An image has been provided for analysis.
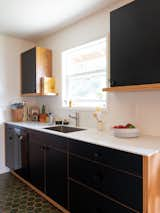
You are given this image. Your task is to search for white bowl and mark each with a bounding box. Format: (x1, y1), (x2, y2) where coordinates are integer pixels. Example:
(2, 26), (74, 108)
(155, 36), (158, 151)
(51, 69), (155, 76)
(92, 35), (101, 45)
(112, 128), (140, 138)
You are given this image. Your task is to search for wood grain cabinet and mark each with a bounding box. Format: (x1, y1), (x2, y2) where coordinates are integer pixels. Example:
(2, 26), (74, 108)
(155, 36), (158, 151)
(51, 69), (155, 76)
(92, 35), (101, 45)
(21, 47), (54, 96)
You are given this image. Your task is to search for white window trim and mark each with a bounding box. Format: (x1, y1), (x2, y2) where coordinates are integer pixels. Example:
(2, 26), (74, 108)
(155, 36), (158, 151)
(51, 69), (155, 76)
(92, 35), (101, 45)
(61, 38), (108, 111)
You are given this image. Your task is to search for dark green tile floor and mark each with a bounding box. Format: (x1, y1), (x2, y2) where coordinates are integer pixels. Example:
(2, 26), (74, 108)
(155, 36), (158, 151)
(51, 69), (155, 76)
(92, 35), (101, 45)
(0, 173), (62, 213)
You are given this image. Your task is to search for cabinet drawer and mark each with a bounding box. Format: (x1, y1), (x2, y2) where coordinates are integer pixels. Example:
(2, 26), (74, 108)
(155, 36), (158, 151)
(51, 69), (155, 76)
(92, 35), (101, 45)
(70, 181), (136, 213)
(69, 140), (142, 176)
(29, 130), (68, 151)
(69, 155), (142, 212)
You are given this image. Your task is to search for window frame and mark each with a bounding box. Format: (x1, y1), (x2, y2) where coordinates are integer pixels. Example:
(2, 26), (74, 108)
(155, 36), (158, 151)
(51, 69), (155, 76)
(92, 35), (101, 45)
(61, 37), (108, 111)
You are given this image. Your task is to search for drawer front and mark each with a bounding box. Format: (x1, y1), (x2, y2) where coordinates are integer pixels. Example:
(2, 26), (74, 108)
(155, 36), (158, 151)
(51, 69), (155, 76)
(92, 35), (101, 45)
(29, 130), (68, 151)
(69, 140), (142, 176)
(69, 155), (142, 212)
(70, 181), (136, 213)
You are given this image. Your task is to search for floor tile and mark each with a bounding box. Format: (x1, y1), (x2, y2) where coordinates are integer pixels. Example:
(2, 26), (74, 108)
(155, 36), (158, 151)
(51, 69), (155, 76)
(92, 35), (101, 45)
(0, 173), (62, 213)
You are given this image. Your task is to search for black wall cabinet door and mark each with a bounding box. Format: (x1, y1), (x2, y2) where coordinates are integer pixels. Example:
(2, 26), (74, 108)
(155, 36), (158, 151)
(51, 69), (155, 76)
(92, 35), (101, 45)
(21, 48), (36, 94)
(110, 0), (160, 86)
(110, 1), (138, 86)
(46, 147), (67, 208)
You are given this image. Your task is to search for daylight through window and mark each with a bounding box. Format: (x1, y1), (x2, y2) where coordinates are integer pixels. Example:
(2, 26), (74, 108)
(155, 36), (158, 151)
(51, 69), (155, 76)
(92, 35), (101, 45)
(62, 38), (107, 108)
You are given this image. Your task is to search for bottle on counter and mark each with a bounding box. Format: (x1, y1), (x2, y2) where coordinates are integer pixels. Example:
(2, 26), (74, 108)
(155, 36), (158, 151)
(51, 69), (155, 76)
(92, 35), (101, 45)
(93, 107), (104, 131)
(48, 113), (55, 124)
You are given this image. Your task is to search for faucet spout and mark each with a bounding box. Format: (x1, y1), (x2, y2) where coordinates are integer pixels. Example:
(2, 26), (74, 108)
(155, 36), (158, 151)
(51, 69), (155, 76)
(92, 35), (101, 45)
(69, 112), (80, 127)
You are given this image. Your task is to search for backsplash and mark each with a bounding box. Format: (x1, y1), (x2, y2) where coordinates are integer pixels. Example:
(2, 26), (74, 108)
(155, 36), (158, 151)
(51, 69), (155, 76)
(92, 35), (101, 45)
(24, 89), (160, 137)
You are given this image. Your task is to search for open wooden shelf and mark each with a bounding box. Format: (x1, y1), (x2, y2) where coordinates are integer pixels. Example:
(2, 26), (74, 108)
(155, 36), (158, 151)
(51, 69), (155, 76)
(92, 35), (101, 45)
(21, 92), (58, 97)
(103, 83), (160, 92)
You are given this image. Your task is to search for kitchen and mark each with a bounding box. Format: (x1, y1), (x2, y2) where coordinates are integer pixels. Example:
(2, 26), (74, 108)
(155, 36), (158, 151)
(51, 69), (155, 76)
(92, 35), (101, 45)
(0, 0), (160, 212)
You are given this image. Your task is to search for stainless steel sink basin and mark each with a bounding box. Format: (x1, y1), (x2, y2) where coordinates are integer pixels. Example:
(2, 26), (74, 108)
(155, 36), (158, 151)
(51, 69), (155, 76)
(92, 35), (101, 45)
(44, 125), (86, 133)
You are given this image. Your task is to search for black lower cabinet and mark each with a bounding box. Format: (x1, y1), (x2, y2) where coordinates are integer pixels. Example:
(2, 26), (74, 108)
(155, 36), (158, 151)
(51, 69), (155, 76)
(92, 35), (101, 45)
(28, 135), (45, 192)
(70, 181), (135, 213)
(5, 124), (143, 213)
(28, 130), (68, 209)
(69, 155), (142, 212)
(46, 147), (67, 208)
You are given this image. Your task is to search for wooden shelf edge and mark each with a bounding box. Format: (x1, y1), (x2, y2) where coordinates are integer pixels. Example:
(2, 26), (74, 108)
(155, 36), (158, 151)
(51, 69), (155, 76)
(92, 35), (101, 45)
(21, 92), (58, 97)
(103, 83), (160, 92)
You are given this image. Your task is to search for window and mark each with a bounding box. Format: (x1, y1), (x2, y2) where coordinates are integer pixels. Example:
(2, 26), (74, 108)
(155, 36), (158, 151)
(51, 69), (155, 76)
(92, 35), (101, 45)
(62, 38), (107, 108)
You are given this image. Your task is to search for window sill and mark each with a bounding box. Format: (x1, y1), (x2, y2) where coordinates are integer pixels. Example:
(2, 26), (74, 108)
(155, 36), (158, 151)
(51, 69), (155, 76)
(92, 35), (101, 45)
(62, 106), (107, 112)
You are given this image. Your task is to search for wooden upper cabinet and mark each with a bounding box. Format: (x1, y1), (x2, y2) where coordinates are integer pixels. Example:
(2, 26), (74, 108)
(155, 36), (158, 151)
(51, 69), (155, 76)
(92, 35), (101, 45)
(21, 47), (56, 96)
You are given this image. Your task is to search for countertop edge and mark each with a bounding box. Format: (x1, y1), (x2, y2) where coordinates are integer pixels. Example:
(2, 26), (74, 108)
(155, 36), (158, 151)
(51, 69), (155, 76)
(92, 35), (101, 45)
(5, 121), (160, 157)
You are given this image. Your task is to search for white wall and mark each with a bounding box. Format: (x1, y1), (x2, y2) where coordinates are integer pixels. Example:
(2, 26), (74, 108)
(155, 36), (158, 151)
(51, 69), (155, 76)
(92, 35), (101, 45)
(35, 9), (137, 130)
(35, 6), (160, 136)
(0, 34), (34, 173)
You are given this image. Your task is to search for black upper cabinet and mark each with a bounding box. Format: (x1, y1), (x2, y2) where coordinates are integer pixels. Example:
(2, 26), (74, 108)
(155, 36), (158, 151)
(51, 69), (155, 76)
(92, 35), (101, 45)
(21, 48), (36, 94)
(21, 47), (52, 96)
(110, 0), (160, 86)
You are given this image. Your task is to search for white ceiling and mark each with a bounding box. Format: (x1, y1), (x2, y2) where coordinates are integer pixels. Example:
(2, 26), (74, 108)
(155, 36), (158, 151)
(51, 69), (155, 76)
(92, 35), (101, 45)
(0, 0), (118, 41)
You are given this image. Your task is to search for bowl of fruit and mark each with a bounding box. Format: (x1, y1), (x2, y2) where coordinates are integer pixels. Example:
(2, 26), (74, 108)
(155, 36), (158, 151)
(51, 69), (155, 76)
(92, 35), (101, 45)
(112, 123), (140, 138)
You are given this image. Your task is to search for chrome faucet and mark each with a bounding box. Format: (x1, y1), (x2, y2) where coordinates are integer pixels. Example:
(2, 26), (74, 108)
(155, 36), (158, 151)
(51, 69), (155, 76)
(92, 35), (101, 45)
(69, 112), (80, 127)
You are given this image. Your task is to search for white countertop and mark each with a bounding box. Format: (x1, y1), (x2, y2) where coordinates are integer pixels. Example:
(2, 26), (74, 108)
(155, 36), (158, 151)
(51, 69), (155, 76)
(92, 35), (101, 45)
(5, 121), (160, 157)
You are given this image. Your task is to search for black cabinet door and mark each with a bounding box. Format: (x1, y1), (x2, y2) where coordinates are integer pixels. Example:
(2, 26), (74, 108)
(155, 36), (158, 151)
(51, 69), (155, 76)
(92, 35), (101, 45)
(28, 135), (45, 192)
(70, 181), (135, 213)
(110, 0), (160, 86)
(46, 147), (68, 209)
(21, 48), (36, 94)
(70, 155), (142, 212)
(110, 1), (138, 86)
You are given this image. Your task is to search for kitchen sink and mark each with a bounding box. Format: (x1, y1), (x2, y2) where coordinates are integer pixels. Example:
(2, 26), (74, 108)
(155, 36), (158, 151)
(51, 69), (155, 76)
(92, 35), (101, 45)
(44, 125), (86, 133)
